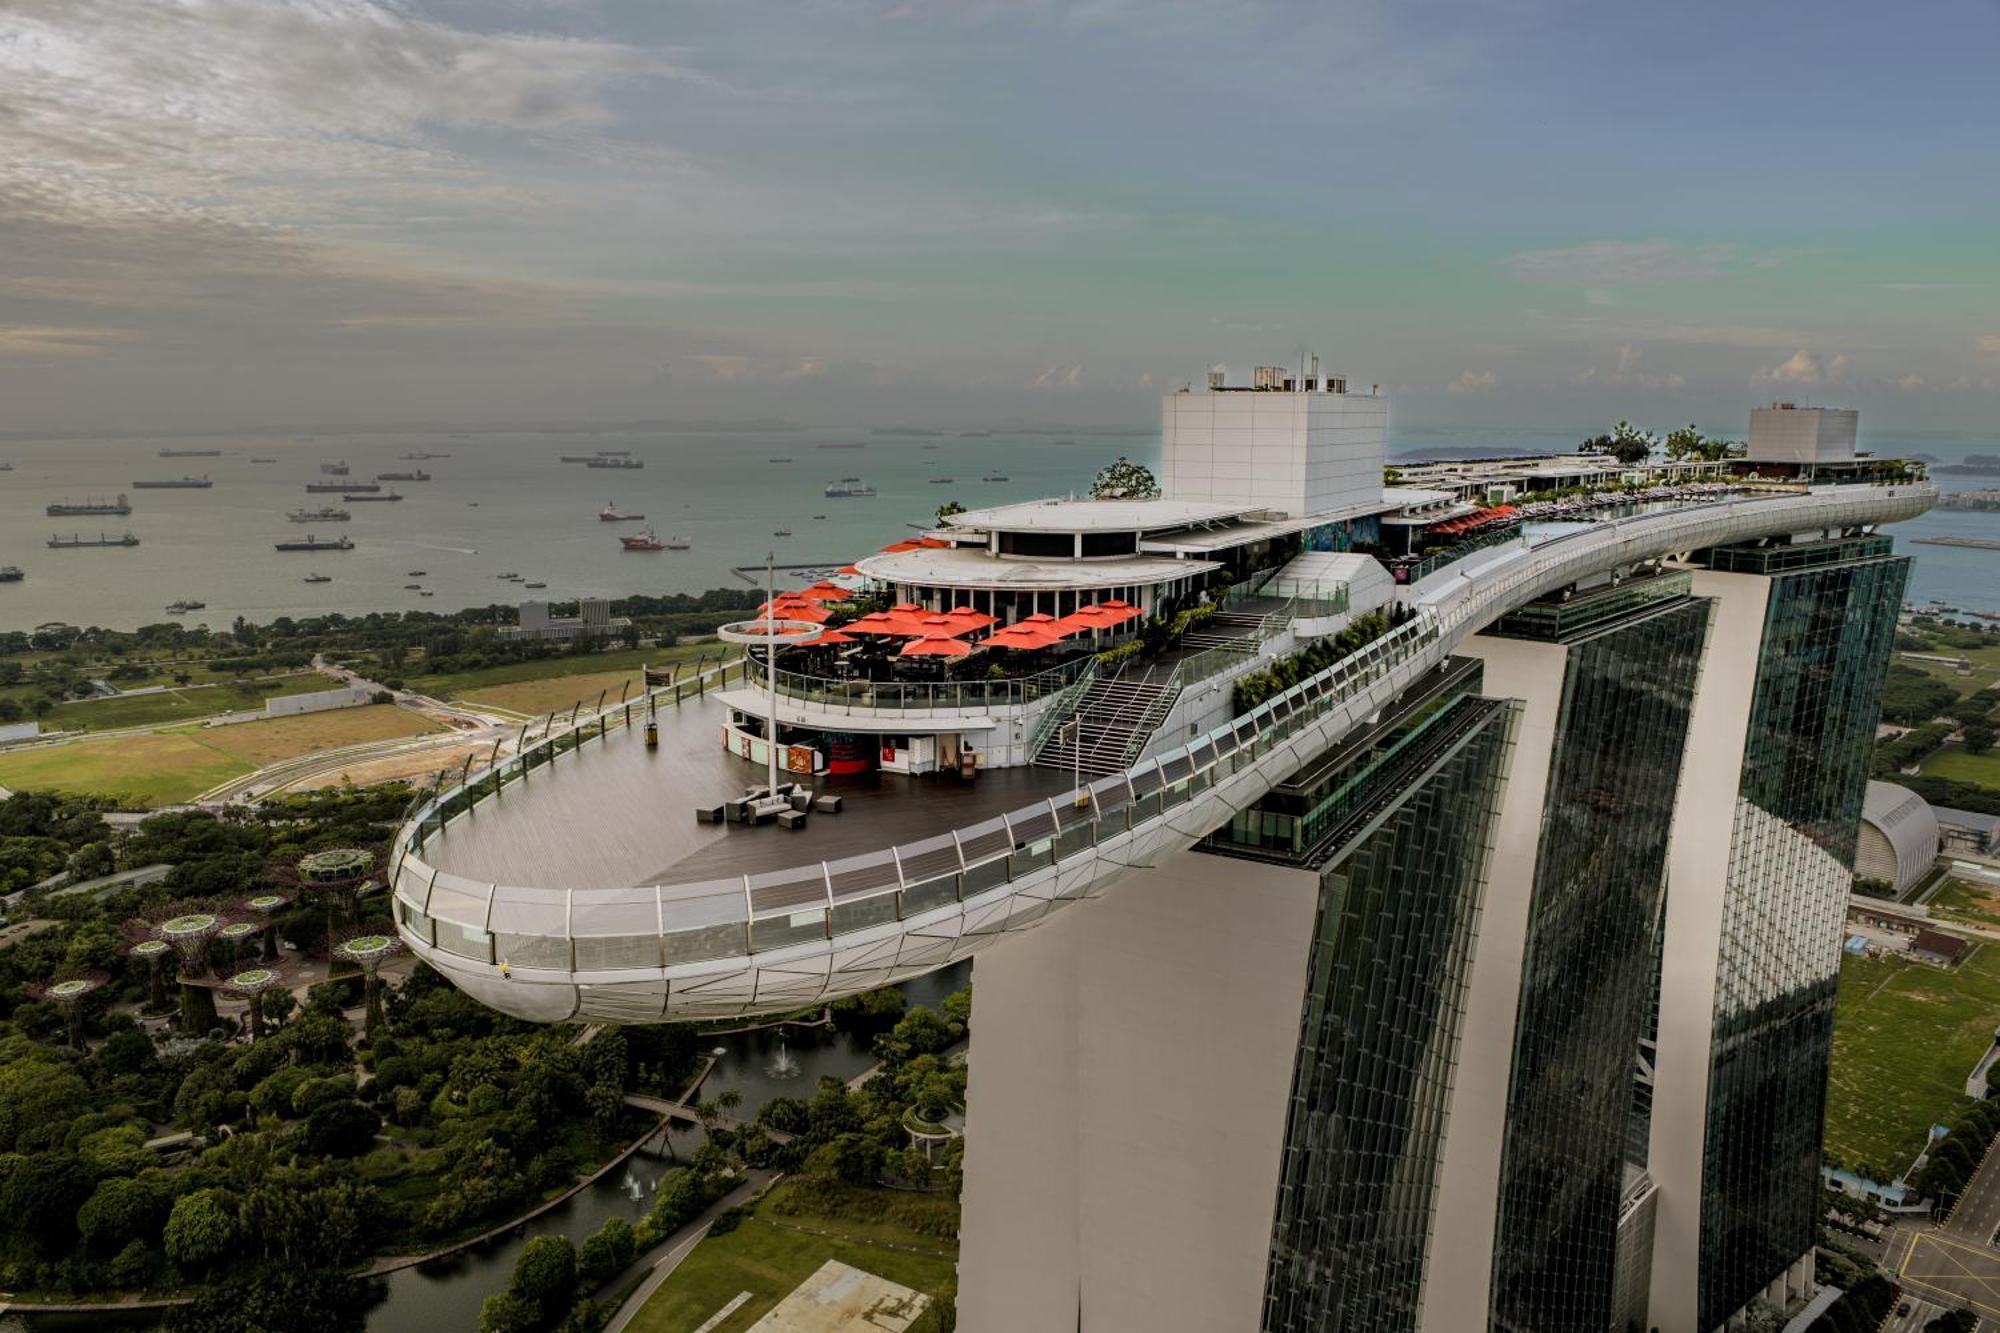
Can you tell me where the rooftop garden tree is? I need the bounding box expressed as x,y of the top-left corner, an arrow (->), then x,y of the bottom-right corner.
1090,456 -> 1160,500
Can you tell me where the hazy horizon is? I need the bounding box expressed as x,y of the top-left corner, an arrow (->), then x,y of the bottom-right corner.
3,1 -> 1996,438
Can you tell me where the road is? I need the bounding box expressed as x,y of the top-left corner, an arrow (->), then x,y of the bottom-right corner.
1889,1136 -> 2000,1325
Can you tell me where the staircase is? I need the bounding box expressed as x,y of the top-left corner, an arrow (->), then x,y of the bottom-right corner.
1178,610 -> 1270,653
1033,676 -> 1182,779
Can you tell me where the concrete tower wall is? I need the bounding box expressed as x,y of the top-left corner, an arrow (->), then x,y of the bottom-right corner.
1162,388 -> 1385,518
955,851 -> 1320,1333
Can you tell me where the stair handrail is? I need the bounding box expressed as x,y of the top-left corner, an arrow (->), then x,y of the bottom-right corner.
1026,655 -> 1100,762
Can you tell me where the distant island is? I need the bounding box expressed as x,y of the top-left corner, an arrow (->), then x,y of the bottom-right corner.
1935,454 -> 2000,475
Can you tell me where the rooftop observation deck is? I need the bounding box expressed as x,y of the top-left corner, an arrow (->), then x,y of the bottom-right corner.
392,478 -> 1938,1021
420,690 -> 1075,889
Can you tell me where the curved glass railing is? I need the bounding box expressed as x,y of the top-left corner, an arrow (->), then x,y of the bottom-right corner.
393,482 -> 1936,979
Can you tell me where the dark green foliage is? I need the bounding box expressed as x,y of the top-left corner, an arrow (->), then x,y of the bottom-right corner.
1874,724 -> 1954,775
576,1215 -> 635,1288
508,1233 -> 578,1326
303,1099 -> 381,1157
1233,612 -> 1391,715
1924,1309 -> 1977,1332
164,1265 -> 372,1333
1879,664 -> 1960,726
1806,1272 -> 1897,1333
1965,721 -> 1996,754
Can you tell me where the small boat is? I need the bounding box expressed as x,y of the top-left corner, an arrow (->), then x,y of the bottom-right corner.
303,573 -> 332,584
420,591 -> 435,597
813,514 -> 827,520
404,583 -> 422,590
0,566 -> 22,582
600,503 -> 646,522
666,534 -> 691,550
773,527 -> 793,537
49,532 -> 141,548
0,462 -> 13,471
622,528 -> 666,551
407,569 -> 427,576
929,477 -> 955,484
982,473 -> 1009,482
497,571 -> 520,579
523,582 -> 546,589
165,599 -> 206,614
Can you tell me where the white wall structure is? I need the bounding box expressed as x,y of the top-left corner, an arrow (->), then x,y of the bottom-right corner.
1646,569 -> 1767,1333
1162,370 -> 1386,518
1747,404 -> 1859,463
956,848 -> 1319,1333
0,721 -> 38,744
1421,633 -> 1568,1333
1857,780 -> 1939,896
263,684 -> 374,718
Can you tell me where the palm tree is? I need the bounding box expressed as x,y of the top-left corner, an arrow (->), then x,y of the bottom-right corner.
716,1088 -> 743,1121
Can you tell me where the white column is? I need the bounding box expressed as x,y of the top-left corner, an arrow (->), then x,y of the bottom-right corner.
1421,633 -> 1570,1332
1647,569 -> 1769,1333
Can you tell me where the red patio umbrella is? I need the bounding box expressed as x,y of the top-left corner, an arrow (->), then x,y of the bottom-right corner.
811,628 -> 858,645
899,633 -> 975,657
986,624 -> 1062,650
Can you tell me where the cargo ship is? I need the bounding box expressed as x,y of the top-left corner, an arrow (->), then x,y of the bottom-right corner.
274,534 -> 353,552
48,532 -> 140,548
303,572 -> 332,584
401,450 -> 450,460
586,457 -> 643,469
47,494 -> 131,517
320,461 -> 349,475
288,505 -> 350,522
375,469 -> 430,481
132,476 -> 212,488
559,455 -> 594,463
308,481 -> 376,492
824,478 -> 876,497
620,528 -> 666,551
344,491 -> 402,502
0,566 -> 22,583
599,502 -> 645,522
159,448 -> 221,457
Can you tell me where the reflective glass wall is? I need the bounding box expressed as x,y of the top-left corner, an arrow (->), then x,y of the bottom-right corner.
1487,590 -> 1712,1333
1697,551 -> 1910,1329
1210,682 -> 1513,1333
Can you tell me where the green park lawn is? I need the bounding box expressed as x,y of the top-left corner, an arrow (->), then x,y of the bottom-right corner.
1920,744 -> 2000,787
45,673 -> 332,732
626,1181 -> 957,1333
1928,878 -> 2000,929
0,704 -> 441,805
405,641 -> 721,704
1827,943 -> 2000,1177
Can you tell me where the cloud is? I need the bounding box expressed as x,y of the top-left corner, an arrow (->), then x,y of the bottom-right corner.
1503,239 -> 1800,287
1447,370 -> 1498,394
0,325 -> 136,357
1031,365 -> 1084,388
696,355 -> 755,383
1979,334 -> 2000,356
1573,344 -> 1684,389
1757,348 -> 1849,385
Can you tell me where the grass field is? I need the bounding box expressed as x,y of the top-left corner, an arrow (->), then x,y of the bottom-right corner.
626,1182 -> 956,1333
1929,879 -> 2000,929
1921,745 -> 2000,787
1827,943 -> 2000,1176
406,642 -> 723,704
0,704 -> 442,805
45,673 -> 332,732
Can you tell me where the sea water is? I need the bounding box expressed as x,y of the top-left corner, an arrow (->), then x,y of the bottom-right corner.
0,424 -> 1991,632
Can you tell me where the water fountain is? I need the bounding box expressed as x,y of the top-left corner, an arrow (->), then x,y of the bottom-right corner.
766,1035 -> 801,1079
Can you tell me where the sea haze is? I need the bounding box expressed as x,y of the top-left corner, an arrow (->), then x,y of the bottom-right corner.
0,425 -> 1990,631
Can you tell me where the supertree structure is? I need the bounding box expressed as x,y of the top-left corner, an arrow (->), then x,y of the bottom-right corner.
243,891 -> 292,963
212,963 -> 291,1042
129,905 -> 237,1034
128,938 -> 172,1012
283,848 -> 379,948
32,973 -> 107,1048
332,930 -> 405,1037
216,920 -> 261,968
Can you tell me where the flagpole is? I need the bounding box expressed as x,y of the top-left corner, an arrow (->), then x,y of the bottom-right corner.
766,551 -> 779,794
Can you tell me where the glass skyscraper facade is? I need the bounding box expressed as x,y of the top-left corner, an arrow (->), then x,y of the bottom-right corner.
1694,542 -> 1910,1329
1209,663 -> 1514,1333
1486,580 -> 1712,1333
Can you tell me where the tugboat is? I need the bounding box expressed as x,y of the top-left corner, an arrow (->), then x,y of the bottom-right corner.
0,566 -> 22,582
599,502 -> 646,522
274,534 -> 353,552
620,528 -> 666,551
824,478 -> 876,497
165,599 -> 206,614
303,572 -> 332,583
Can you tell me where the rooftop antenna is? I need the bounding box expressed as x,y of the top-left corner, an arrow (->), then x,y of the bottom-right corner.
764,550 -> 780,795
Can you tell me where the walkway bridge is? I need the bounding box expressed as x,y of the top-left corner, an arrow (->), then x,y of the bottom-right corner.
389,482 -> 1935,1023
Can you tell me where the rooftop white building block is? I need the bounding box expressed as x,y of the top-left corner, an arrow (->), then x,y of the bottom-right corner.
1747,403 -> 1859,464
1163,365 -> 1386,518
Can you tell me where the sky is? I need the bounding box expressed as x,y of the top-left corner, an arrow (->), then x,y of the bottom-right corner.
1,0 -> 1997,440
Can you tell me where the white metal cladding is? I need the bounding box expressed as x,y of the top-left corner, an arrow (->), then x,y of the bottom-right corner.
394,484 -> 1935,1021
